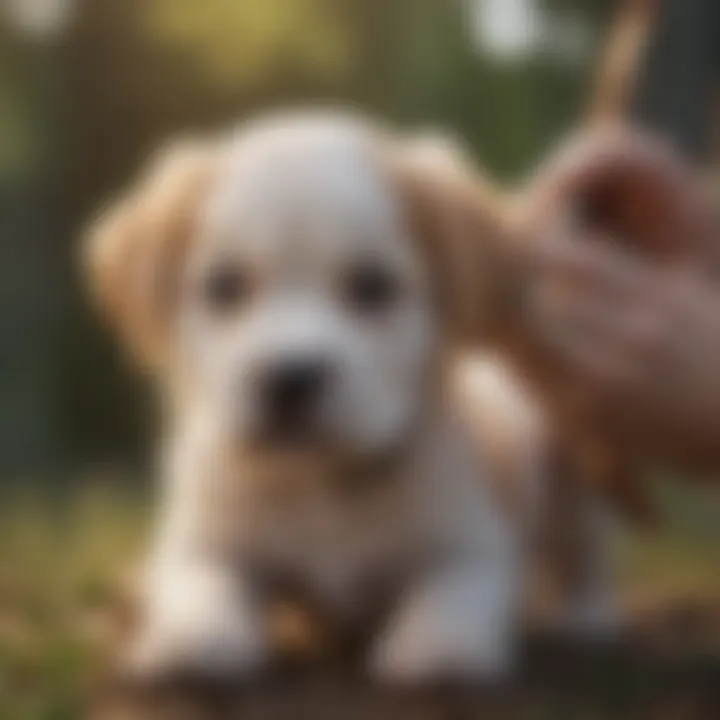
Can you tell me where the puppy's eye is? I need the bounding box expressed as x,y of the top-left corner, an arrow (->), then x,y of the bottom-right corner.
202,266 -> 249,311
343,262 -> 400,315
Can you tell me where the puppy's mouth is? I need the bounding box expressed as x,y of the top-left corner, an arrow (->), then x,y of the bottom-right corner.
245,413 -> 409,495
252,412 -> 328,450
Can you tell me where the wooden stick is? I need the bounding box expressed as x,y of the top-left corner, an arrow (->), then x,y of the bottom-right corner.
587,0 -> 660,126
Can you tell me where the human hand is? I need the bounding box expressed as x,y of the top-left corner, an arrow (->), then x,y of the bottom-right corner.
528,238 -> 720,471
510,128 -> 720,472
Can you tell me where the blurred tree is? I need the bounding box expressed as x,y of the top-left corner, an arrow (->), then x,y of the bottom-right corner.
0,18 -> 70,476
634,0 -> 720,163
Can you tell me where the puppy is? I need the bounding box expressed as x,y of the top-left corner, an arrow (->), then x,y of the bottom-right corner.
84,111 -> 526,683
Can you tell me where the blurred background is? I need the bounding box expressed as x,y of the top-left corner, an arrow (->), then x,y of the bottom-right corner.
0,0 -> 718,717
1,0 -> 718,478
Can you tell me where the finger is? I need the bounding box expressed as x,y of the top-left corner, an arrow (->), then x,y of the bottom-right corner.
529,235 -> 653,304
539,321 -> 636,392
530,285 -> 669,379
521,128 -> 708,256
528,127 -> 693,206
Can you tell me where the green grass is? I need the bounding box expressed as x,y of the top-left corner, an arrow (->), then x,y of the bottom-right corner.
0,480 -> 717,719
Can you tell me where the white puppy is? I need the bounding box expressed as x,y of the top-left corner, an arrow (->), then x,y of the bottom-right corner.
85,111 -> 530,684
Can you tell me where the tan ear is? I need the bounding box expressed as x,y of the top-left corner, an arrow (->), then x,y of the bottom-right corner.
392,134 -> 517,345
84,139 -> 219,370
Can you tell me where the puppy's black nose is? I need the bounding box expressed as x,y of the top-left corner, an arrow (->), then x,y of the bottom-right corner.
262,358 -> 329,418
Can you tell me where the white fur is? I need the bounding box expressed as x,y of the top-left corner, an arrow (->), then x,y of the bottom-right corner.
133,405 -> 521,681
117,114 -> 524,683
177,118 -> 435,457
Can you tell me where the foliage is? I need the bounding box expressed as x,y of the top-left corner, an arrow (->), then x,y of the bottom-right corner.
142,0 -> 357,90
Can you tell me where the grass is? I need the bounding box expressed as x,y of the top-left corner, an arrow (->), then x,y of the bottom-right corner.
0,479 -> 717,719
615,480 -> 720,602
0,484 -> 150,719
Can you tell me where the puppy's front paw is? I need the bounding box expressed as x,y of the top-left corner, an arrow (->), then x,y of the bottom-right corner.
121,615 -> 266,684
369,614 -> 513,685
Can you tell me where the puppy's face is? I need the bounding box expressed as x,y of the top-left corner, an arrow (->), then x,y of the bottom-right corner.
180,122 -> 436,458
86,113 -> 507,464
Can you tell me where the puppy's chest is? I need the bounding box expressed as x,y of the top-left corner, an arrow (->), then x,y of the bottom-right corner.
238,483 -> 422,613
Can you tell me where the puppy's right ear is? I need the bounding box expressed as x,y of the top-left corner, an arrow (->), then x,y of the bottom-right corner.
83,139 -> 219,370
391,133 -> 518,346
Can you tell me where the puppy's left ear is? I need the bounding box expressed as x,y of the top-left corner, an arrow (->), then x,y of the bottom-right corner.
391,134 -> 518,345
83,138 -> 220,370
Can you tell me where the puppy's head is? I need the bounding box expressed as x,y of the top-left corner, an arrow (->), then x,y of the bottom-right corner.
85,111 -> 510,465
